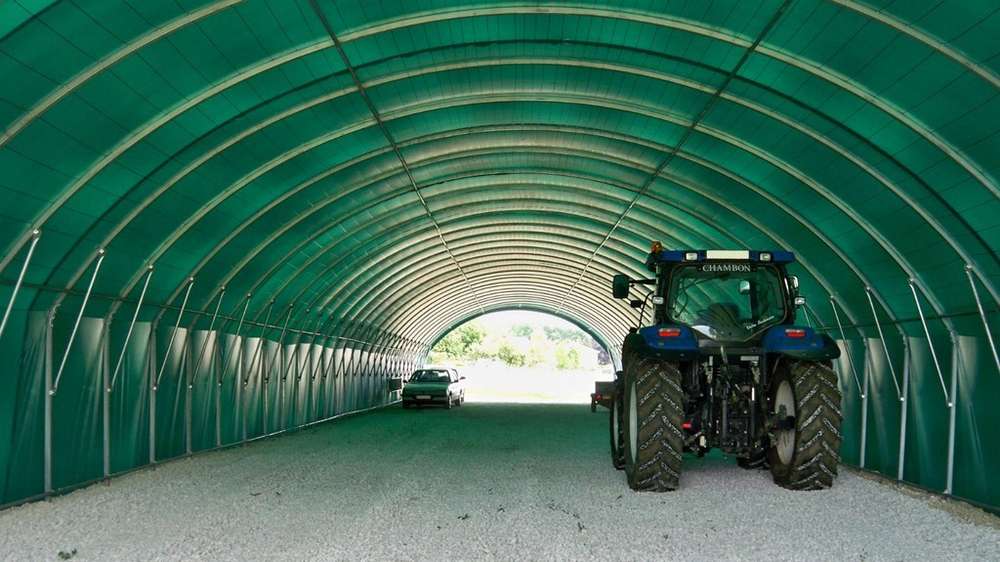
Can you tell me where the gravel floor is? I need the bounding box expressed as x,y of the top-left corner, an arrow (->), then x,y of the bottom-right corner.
1,403 -> 998,561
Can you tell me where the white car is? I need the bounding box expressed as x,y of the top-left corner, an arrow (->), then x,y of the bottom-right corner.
401,368 -> 465,408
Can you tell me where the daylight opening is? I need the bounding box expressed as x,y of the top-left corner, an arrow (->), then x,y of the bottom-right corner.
424,311 -> 615,404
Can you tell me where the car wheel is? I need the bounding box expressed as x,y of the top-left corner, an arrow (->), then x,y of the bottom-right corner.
446,395 -> 453,409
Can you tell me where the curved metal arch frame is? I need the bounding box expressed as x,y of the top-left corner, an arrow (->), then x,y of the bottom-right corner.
343,233 -> 788,343
146,140 -> 852,342
282,179 -> 737,306
402,284 -> 637,347
48,48 -> 994,305
100,88 -> 698,306
0,39 -> 960,392
423,302 -> 620,361
408,288 -> 627,354
322,192 -> 796,328
184,141 -> 727,313
301,214 -> 702,344
11,94 -> 960,350
222,173 -> 742,324
401,283 -> 627,349
259,170 -> 667,305
230,208 -> 792,356
5,4 -> 994,311
393,272 -> 632,348
301,228 -> 686,349
337,3 -> 999,199
221,149 -> 870,334
126,89 -> 957,327
285,200 -> 745,326
28,51 -> 989,314
367,258 -> 643,341
338,249 -> 639,337
165,126 -> 875,332
302,203 -> 802,343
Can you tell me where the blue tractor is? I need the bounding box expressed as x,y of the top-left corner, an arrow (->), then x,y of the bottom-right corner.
608,244 -> 843,492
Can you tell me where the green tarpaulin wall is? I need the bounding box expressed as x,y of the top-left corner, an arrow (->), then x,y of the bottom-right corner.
0,0 -> 998,511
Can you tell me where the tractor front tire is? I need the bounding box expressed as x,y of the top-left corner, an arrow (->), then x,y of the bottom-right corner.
623,356 -> 684,491
767,360 -> 842,490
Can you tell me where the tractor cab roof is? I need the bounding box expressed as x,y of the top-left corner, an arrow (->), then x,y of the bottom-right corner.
645,247 -> 795,272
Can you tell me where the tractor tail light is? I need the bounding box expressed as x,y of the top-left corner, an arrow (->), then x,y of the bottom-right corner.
785,328 -> 807,339
681,421 -> 693,430
658,328 -> 682,338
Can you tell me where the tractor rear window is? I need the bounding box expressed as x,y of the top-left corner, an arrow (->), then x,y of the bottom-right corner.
666,264 -> 786,342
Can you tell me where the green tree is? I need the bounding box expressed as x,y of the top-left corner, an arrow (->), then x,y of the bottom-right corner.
496,342 -> 526,367
543,326 -> 589,345
554,345 -> 581,370
511,324 -> 533,337
432,323 -> 486,358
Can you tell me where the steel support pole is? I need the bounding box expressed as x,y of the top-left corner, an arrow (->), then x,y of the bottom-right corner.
43,308 -> 54,495
109,266 -> 154,392
830,296 -> 863,395
192,288 -> 225,384
148,330 -> 157,464
243,302 -> 273,443
322,327 -> 342,420
188,287 -> 226,445
0,229 -> 40,344
101,322 -> 111,480
265,305 -> 292,434
831,295 -> 867,466
897,341 -> 910,481
946,334 -> 960,495
217,294 -> 251,447
245,302 -> 273,386
154,278 -> 194,390
298,314 -> 324,423
864,287 -> 902,398
278,344 -> 285,432
908,280 -> 950,405
965,264 -> 1000,377
46,250 -> 103,495
52,249 -> 106,395
214,335 -> 222,448
185,356 -> 193,456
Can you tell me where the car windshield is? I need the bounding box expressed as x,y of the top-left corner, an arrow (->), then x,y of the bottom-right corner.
667,263 -> 786,342
410,370 -> 451,383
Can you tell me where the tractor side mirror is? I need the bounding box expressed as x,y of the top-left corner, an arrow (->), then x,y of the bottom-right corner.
612,274 -> 630,299
629,299 -> 643,309
794,296 -> 807,307
790,275 -> 800,291
738,280 -> 751,295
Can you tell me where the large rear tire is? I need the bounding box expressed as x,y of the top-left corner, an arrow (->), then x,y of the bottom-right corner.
623,357 -> 684,491
767,360 -> 842,490
609,381 -> 625,470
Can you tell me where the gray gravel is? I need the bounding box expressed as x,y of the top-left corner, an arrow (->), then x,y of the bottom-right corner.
1,403 -> 998,561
